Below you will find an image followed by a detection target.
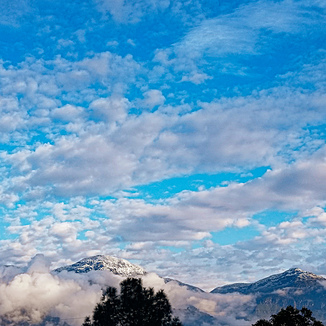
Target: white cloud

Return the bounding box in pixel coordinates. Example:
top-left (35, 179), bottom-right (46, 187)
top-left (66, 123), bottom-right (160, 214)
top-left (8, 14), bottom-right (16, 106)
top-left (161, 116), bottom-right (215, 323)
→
top-left (142, 89), bottom-right (166, 109)
top-left (51, 104), bottom-right (84, 122)
top-left (50, 222), bottom-right (79, 241)
top-left (89, 95), bottom-right (129, 123)
top-left (181, 71), bottom-right (212, 85)
top-left (0, 188), bottom-right (19, 208)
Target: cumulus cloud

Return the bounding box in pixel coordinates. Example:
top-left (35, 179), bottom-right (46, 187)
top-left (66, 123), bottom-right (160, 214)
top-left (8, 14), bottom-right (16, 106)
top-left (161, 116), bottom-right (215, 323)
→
top-left (89, 96), bottom-right (129, 123)
top-left (51, 104), bottom-right (84, 122)
top-left (141, 89), bottom-right (165, 109)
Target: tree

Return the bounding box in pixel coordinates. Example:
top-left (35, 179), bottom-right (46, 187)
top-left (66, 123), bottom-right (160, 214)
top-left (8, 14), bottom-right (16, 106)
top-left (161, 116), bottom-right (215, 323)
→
top-left (82, 278), bottom-right (182, 326)
top-left (252, 306), bottom-right (324, 326)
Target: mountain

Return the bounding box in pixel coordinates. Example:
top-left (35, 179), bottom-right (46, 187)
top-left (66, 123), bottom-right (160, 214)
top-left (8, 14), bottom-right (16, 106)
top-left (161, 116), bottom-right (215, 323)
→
top-left (164, 277), bottom-right (204, 293)
top-left (54, 257), bottom-right (326, 325)
top-left (211, 268), bottom-right (325, 294)
top-left (54, 255), bottom-right (209, 326)
top-left (211, 268), bottom-right (326, 321)
top-left (54, 255), bottom-right (204, 292)
top-left (54, 255), bottom-right (146, 277)
top-left (176, 305), bottom-right (217, 326)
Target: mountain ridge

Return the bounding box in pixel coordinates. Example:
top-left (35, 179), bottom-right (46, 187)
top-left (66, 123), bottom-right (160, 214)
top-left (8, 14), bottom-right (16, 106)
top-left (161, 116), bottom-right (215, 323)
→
top-left (54, 254), bottom-right (146, 277)
top-left (211, 268), bottom-right (326, 294)
top-left (211, 267), bottom-right (326, 322)
top-left (52, 256), bottom-right (326, 325)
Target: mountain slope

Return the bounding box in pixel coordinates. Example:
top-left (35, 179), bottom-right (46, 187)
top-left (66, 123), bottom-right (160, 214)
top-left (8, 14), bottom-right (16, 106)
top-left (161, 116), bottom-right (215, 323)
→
top-left (164, 278), bottom-right (204, 293)
top-left (54, 255), bottom-right (146, 277)
top-left (211, 268), bottom-right (326, 321)
top-left (211, 268), bottom-right (325, 294)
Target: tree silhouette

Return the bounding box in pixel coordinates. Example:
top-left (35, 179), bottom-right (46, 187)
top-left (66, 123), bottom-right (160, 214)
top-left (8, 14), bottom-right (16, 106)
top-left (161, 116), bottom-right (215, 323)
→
top-left (252, 306), bottom-right (324, 326)
top-left (82, 278), bottom-right (182, 326)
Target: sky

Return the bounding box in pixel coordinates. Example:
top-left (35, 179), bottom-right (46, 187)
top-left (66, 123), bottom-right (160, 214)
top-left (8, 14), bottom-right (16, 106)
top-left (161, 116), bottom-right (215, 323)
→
top-left (0, 0), bottom-right (326, 291)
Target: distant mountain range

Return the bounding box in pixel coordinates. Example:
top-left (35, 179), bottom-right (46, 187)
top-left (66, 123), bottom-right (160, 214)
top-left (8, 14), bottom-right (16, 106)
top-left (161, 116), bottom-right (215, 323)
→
top-left (3, 255), bottom-right (323, 326)
top-left (212, 267), bottom-right (326, 322)
top-left (211, 268), bottom-right (325, 294)
top-left (54, 256), bottom-right (326, 325)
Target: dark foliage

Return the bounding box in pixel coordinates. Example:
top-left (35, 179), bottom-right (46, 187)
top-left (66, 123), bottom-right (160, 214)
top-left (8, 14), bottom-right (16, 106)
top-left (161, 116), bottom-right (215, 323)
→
top-left (83, 278), bottom-right (182, 326)
top-left (252, 306), bottom-right (324, 326)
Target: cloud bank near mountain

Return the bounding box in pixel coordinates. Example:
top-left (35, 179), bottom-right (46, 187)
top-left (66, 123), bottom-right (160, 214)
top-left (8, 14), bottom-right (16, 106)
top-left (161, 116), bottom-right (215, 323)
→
top-left (0, 255), bottom-right (255, 326)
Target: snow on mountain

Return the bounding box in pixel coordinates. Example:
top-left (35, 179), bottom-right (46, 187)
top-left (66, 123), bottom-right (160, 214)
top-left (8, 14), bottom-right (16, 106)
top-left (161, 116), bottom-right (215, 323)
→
top-left (4, 256), bottom-right (326, 326)
top-left (54, 255), bottom-right (204, 292)
top-left (54, 255), bottom-right (146, 277)
top-left (54, 256), bottom-right (326, 324)
top-left (211, 268), bottom-right (326, 294)
top-left (211, 268), bottom-right (326, 322)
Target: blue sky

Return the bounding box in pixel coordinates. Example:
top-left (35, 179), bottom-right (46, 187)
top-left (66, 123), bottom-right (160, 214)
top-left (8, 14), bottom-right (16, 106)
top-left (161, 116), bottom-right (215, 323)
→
top-left (1, 0), bottom-right (326, 289)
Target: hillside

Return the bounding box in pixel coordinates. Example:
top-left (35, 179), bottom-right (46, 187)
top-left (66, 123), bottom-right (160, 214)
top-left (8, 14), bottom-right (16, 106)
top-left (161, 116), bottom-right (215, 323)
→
top-left (211, 268), bottom-right (326, 321)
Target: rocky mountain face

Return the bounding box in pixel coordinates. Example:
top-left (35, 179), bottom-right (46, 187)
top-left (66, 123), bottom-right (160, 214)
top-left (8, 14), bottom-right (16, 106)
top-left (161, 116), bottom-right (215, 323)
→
top-left (54, 255), bottom-right (146, 277)
top-left (211, 268), bottom-right (326, 321)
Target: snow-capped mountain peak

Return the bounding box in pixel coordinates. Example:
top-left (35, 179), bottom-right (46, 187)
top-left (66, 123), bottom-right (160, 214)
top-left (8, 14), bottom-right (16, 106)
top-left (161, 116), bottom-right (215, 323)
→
top-left (54, 255), bottom-right (146, 277)
top-left (211, 267), bottom-right (326, 294)
top-left (210, 268), bottom-right (326, 323)
top-left (284, 268), bottom-right (324, 280)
